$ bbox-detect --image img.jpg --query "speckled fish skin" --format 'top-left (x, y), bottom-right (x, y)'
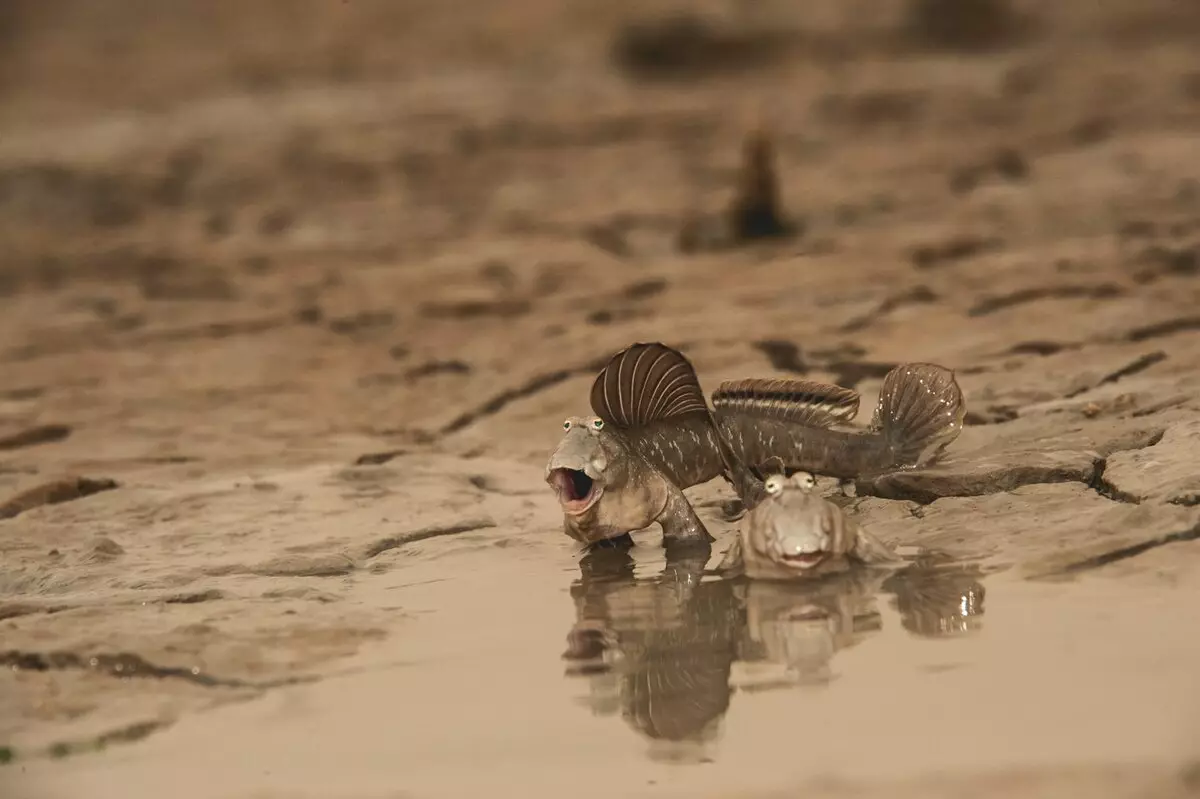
top-left (712, 361), bottom-right (967, 485)
top-left (547, 342), bottom-right (730, 548)
top-left (742, 478), bottom-right (859, 580)
top-left (613, 416), bottom-right (730, 489)
top-left (546, 345), bottom-right (965, 549)
top-left (547, 416), bottom-right (691, 546)
top-left (716, 416), bottom-right (891, 481)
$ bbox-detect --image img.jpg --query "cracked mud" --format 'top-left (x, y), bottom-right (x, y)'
top-left (3, 2), bottom-right (1200, 798)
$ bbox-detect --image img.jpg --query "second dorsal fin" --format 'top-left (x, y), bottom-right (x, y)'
top-left (589, 342), bottom-right (710, 428)
top-left (711, 378), bottom-right (861, 428)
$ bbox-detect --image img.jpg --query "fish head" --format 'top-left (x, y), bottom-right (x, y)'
top-left (746, 471), bottom-right (841, 572)
top-left (545, 415), bottom-right (630, 520)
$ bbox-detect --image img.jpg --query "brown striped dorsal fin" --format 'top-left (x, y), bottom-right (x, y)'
top-left (711, 378), bottom-right (861, 428)
top-left (589, 342), bottom-right (710, 429)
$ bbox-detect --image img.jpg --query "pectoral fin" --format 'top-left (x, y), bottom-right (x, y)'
top-left (853, 527), bottom-right (902, 566)
top-left (657, 482), bottom-right (713, 545)
top-left (716, 535), bottom-right (745, 576)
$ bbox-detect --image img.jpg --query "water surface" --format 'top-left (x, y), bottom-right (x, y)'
top-left (14, 531), bottom-right (1200, 799)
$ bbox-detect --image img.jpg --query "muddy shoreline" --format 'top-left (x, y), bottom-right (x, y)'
top-left (3, 1), bottom-right (1200, 796)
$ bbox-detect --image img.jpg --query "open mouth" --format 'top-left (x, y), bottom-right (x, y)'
top-left (779, 552), bottom-right (828, 569)
top-left (548, 468), bottom-right (602, 514)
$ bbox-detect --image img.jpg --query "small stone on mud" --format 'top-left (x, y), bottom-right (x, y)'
top-left (84, 537), bottom-right (125, 561)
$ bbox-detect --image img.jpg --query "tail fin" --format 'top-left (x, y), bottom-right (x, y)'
top-left (870, 363), bottom-right (965, 467)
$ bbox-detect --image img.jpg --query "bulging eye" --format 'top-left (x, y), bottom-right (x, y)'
top-left (562, 420), bottom-right (572, 431)
top-left (794, 472), bottom-right (816, 489)
top-left (764, 475), bottom-right (785, 495)
top-left (591, 418), bottom-right (604, 430)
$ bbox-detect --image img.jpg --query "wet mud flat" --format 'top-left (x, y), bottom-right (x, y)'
top-left (4, 0), bottom-right (1200, 797)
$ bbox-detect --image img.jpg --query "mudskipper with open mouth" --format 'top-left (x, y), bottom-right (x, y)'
top-left (546, 342), bottom-right (967, 549)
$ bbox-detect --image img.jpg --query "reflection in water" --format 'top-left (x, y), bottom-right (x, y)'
top-left (561, 542), bottom-right (988, 759)
top-left (883, 552), bottom-right (987, 638)
top-left (734, 571), bottom-right (886, 691)
top-left (563, 544), bottom-right (739, 762)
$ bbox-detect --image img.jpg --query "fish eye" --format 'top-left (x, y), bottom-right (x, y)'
top-left (562, 420), bottom-right (572, 431)
top-left (764, 475), bottom-right (785, 495)
top-left (793, 472), bottom-right (816, 490)
top-left (591, 418), bottom-right (604, 430)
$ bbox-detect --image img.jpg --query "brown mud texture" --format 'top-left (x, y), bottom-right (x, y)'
top-left (3, 2), bottom-right (1200, 798)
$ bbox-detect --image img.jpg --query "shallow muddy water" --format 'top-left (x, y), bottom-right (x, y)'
top-left (14, 528), bottom-right (1200, 799)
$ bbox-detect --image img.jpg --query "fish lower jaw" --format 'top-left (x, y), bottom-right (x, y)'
top-left (561, 487), bottom-right (604, 516)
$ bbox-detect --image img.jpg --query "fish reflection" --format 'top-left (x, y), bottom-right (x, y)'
top-left (561, 542), bottom-right (988, 757)
top-left (733, 570), bottom-right (886, 692)
top-left (563, 543), bottom-right (739, 761)
top-left (883, 552), bottom-right (987, 638)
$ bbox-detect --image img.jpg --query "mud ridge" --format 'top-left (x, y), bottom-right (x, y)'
top-left (1087, 460), bottom-right (1144, 505)
top-left (360, 518), bottom-right (496, 559)
top-left (1062, 350), bottom-right (1168, 399)
top-left (0, 477), bottom-right (118, 519)
top-left (1126, 315), bottom-right (1200, 342)
top-left (858, 430), bottom-right (1164, 504)
top-left (752, 340), bottom-right (807, 373)
top-left (838, 286), bottom-right (939, 333)
top-left (354, 449), bottom-right (407, 466)
top-left (909, 235), bottom-right (1002, 269)
top-left (967, 284), bottom-right (1125, 318)
top-left (1054, 522), bottom-right (1200, 575)
top-left (0, 424), bottom-right (72, 450)
top-left (856, 453), bottom-right (1105, 504)
top-left (751, 340), bottom-right (897, 388)
top-left (439, 356), bottom-right (608, 435)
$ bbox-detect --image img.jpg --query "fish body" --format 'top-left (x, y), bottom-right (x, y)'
top-left (718, 472), bottom-right (901, 581)
top-left (546, 343), bottom-right (966, 548)
top-left (712, 363), bottom-right (966, 508)
top-left (546, 343), bottom-right (730, 547)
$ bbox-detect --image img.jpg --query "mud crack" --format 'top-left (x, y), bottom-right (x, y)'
top-left (751, 340), bottom-right (896, 388)
top-left (857, 429), bottom-right (1164, 504)
top-left (0, 424), bottom-right (72, 451)
top-left (0, 477), bottom-right (118, 520)
top-left (1126, 315), bottom-right (1200, 342)
top-left (440, 356), bottom-right (608, 435)
top-left (1054, 522), bottom-right (1200, 575)
top-left (967, 284), bottom-right (1125, 317)
top-left (1087, 459), bottom-right (1143, 504)
top-left (1064, 350), bottom-right (1168, 398)
top-left (838, 285), bottom-right (939, 333)
top-left (360, 518), bottom-right (496, 559)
